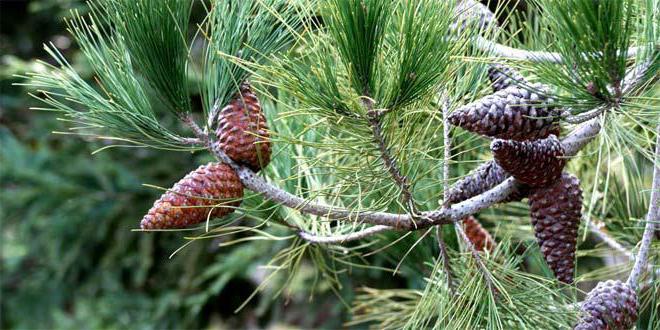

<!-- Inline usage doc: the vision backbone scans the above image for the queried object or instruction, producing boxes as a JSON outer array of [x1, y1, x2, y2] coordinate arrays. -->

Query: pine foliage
[[13, 0, 660, 328]]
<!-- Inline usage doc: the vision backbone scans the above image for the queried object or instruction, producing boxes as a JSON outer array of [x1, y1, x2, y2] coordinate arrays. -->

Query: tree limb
[[474, 37, 644, 64], [209, 115, 602, 232], [627, 123, 660, 290]]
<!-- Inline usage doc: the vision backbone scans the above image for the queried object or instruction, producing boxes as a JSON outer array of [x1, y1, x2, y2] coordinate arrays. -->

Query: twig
[[298, 225, 391, 244], [474, 37, 643, 64], [364, 98, 416, 214], [455, 221, 497, 295], [436, 95, 454, 290], [181, 113, 208, 143], [206, 99, 222, 130], [627, 123, 660, 290], [177, 137, 206, 146], [562, 107, 606, 125], [588, 219, 633, 259]]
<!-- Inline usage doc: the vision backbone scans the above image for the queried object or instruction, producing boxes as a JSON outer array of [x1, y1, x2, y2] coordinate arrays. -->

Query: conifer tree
[[22, 0, 659, 328]]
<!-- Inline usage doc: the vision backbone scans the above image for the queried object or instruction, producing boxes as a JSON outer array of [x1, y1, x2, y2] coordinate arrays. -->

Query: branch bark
[[474, 37, 644, 64], [627, 123, 660, 290], [437, 96, 454, 290]]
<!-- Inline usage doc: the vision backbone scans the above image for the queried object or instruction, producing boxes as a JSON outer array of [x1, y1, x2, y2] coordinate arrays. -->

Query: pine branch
[[627, 123, 660, 290], [210, 51, 649, 239], [474, 37, 644, 64], [209, 108, 602, 231]]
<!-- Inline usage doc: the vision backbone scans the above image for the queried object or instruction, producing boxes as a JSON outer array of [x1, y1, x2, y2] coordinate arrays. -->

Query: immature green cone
[[140, 163, 244, 229], [446, 160, 529, 205], [214, 82, 271, 171], [528, 172, 582, 283], [575, 280, 638, 330], [448, 83, 560, 141], [491, 135, 566, 187], [463, 216, 496, 253], [487, 64, 526, 92]]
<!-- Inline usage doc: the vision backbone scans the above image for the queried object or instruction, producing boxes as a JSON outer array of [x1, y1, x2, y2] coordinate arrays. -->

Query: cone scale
[[491, 135, 566, 188], [448, 83, 560, 141], [487, 64, 526, 92], [140, 163, 244, 229], [214, 82, 271, 171], [528, 172, 582, 283], [575, 280, 638, 330]]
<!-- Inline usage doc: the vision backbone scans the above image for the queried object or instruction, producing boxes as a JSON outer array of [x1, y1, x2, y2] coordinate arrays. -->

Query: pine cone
[[448, 83, 560, 141], [575, 280, 638, 330], [487, 64, 526, 92], [140, 163, 244, 229], [491, 135, 566, 187], [214, 82, 271, 171], [528, 172, 582, 283], [463, 216, 496, 253], [446, 160, 530, 205]]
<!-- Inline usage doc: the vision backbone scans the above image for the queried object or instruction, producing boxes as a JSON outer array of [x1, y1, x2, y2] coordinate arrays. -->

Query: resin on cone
[[140, 163, 244, 229], [448, 83, 560, 141], [214, 82, 271, 171], [446, 160, 529, 205], [528, 172, 582, 283], [575, 280, 638, 330], [487, 64, 526, 92], [463, 216, 496, 253], [491, 135, 566, 187]]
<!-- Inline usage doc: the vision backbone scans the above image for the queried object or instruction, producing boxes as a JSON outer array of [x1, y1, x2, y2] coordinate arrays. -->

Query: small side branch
[[627, 123, 660, 290], [298, 225, 391, 244], [181, 112, 209, 143], [455, 221, 497, 294], [365, 100, 416, 214], [588, 220, 633, 259]]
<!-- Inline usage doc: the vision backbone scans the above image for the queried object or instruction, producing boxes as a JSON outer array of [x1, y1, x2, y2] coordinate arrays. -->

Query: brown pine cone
[[487, 64, 526, 92], [140, 163, 244, 229], [214, 82, 271, 171], [448, 83, 560, 141], [528, 172, 582, 283], [463, 216, 496, 253], [491, 134, 566, 187], [575, 280, 638, 330], [445, 160, 530, 205]]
